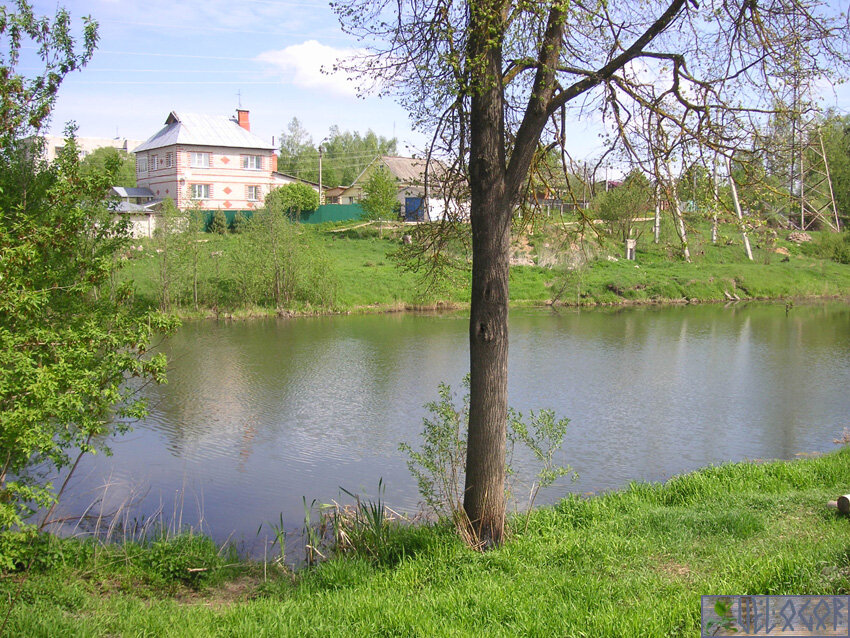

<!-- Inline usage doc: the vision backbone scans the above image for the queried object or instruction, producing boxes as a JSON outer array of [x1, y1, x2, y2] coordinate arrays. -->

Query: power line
[[20, 67, 271, 74], [78, 49, 259, 62], [72, 80, 284, 85], [101, 19, 350, 41]]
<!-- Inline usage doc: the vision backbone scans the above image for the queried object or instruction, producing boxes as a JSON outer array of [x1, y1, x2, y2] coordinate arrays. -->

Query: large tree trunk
[[463, 0, 510, 548]]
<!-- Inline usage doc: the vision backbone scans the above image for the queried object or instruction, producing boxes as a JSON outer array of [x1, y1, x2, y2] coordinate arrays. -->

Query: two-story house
[[134, 110, 281, 211]]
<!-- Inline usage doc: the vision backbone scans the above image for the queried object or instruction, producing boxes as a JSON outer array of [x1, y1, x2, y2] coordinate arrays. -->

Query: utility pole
[[784, 3, 838, 231], [318, 144, 324, 205]]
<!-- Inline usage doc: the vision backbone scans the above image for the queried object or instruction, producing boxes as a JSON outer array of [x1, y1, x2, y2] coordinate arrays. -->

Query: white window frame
[[149, 155, 158, 171], [246, 185, 260, 201], [190, 184, 211, 200], [165, 152, 174, 168], [190, 152, 211, 168], [242, 155, 263, 170], [136, 157, 147, 173]]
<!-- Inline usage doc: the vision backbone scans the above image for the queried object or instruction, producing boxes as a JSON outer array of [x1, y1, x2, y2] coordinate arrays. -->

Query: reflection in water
[[57, 303, 850, 555]]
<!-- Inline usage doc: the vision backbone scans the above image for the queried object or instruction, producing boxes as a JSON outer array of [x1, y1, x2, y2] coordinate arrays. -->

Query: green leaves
[[360, 166, 399, 222], [0, 93, 177, 543], [0, 1, 97, 141], [266, 183, 319, 221], [401, 377, 573, 526]]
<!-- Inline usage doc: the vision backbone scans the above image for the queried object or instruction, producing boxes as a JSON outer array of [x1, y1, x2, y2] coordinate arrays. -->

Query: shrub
[[803, 231, 850, 264], [144, 533, 222, 589], [210, 210, 228, 235], [230, 211, 248, 234], [400, 377, 572, 541]]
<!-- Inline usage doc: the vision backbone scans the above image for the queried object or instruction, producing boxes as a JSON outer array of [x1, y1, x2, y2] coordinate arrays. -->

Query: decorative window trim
[[190, 152, 211, 168], [149, 155, 158, 171], [246, 185, 261, 201], [241, 155, 262, 170], [190, 184, 212, 200], [165, 152, 174, 168]]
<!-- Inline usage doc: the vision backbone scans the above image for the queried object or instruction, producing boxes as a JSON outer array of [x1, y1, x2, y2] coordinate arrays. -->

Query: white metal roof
[[133, 111, 275, 153]]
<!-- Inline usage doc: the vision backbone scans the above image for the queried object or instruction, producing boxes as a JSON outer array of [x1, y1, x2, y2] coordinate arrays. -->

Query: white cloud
[[256, 40, 363, 97]]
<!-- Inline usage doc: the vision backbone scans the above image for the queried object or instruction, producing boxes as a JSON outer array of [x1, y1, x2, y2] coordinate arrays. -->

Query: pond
[[55, 302, 850, 558]]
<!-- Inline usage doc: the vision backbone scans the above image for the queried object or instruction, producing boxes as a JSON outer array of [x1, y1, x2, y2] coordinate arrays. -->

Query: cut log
[[838, 494, 850, 514]]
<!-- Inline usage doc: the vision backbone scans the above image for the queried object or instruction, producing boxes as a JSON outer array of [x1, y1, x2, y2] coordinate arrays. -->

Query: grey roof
[[112, 199, 163, 213], [111, 186, 155, 199], [272, 171, 323, 189], [133, 111, 275, 153], [353, 156, 448, 187]]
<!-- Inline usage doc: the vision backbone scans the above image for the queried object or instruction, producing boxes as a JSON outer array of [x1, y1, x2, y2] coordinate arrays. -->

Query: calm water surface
[[57, 302, 850, 555]]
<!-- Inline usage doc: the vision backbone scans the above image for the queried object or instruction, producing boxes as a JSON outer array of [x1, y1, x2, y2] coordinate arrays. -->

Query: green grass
[[5, 448, 850, 636], [118, 218, 850, 317]]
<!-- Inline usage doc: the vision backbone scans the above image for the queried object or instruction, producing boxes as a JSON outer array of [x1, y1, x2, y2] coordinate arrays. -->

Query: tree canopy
[[360, 166, 399, 222], [276, 118, 398, 187], [266, 182, 319, 221], [594, 170, 653, 243], [0, 1, 174, 549], [80, 146, 136, 187], [821, 114, 850, 222]]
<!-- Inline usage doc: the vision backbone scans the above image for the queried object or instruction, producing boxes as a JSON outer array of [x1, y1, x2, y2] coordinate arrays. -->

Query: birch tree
[[333, 0, 848, 547]]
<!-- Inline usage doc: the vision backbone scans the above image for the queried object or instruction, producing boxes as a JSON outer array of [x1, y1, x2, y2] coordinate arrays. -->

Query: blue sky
[[30, 0, 430, 153], [23, 0, 850, 162]]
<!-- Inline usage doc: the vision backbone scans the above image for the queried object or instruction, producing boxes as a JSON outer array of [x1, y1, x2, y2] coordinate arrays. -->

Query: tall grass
[[5, 448, 850, 636]]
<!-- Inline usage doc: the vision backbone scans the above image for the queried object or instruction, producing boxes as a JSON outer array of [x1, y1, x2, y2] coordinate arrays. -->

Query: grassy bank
[[4, 448, 850, 636], [119, 218, 850, 317]]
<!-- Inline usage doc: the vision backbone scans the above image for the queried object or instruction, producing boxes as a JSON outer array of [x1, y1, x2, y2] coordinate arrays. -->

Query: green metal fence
[[301, 204, 365, 224], [202, 204, 365, 231], [202, 209, 254, 231]]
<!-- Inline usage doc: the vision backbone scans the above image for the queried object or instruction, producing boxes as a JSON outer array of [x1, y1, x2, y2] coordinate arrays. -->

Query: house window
[[246, 185, 260, 201], [149, 155, 158, 170], [136, 157, 147, 173], [242, 155, 263, 170], [190, 152, 211, 168], [191, 184, 211, 200], [165, 152, 174, 168]]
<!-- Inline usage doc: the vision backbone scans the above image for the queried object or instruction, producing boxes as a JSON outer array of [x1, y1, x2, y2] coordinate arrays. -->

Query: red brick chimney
[[236, 109, 250, 131]]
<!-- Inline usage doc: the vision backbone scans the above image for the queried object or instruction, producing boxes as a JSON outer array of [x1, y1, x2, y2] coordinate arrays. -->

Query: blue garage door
[[404, 197, 424, 221]]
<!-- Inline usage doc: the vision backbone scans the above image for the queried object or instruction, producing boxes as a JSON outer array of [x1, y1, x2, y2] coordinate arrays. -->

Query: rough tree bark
[[464, 0, 510, 544], [463, 0, 569, 546]]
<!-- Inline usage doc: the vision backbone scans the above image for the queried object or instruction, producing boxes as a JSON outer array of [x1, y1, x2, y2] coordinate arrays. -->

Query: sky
[[27, 0, 432, 154], [21, 0, 850, 163]]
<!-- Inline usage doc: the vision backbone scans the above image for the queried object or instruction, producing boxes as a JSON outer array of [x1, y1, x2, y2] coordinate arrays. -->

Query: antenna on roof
[[237, 89, 242, 108]]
